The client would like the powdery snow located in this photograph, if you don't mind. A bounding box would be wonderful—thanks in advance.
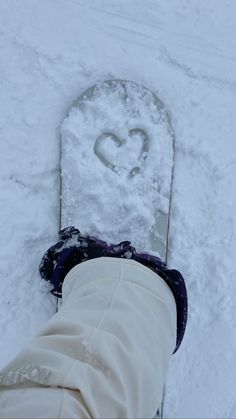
[61,80,173,260]
[0,1,236,418]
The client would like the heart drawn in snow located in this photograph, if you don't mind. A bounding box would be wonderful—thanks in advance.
[94,128,149,178]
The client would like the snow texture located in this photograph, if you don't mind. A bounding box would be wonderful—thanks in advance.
[61,80,173,260]
[1,1,236,418]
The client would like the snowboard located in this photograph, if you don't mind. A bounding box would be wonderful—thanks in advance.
[59,79,174,418]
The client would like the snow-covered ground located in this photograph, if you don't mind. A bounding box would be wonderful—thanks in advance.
[1,1,236,417]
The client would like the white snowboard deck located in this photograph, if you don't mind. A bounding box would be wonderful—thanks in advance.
[60,80,174,261]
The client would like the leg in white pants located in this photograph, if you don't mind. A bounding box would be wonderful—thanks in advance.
[0,257,176,419]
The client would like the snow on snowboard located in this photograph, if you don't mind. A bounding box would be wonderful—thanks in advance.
[60,80,174,418]
[60,80,174,260]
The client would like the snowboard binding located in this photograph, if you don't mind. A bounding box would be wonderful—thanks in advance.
[39,226,187,353]
[40,226,136,297]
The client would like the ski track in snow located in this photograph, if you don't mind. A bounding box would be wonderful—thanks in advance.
[1,1,236,417]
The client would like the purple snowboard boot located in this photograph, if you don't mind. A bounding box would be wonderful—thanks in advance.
[39,226,187,352]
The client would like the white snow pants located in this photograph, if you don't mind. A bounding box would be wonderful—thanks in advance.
[0,257,176,419]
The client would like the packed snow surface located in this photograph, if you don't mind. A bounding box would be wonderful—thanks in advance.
[1,1,236,418]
